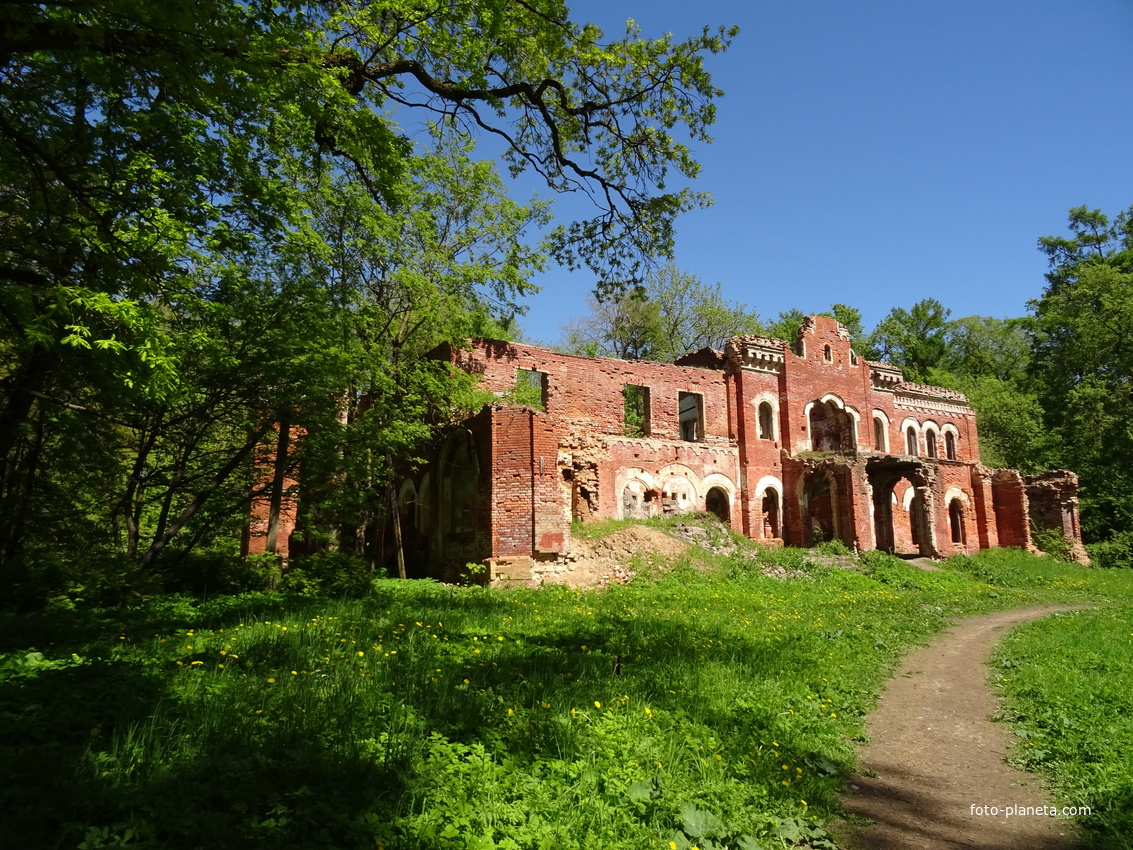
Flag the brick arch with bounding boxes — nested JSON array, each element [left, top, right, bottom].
[[804, 393, 858, 452], [872, 409, 891, 452], [753, 391, 779, 441]]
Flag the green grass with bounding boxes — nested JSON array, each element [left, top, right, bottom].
[[1, 538, 1132, 849], [991, 605, 1133, 849]]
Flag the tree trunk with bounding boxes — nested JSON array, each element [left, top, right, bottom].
[[137, 420, 274, 571]]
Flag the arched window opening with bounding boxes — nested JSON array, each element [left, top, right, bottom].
[[945, 431, 957, 460], [910, 492, 922, 546], [873, 417, 886, 451], [906, 426, 918, 456], [949, 499, 965, 544], [823, 344, 832, 362], [761, 488, 781, 539], [809, 400, 852, 452], [926, 430, 937, 458], [758, 402, 775, 440]]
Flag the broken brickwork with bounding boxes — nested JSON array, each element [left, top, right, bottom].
[[246, 316, 1089, 581]]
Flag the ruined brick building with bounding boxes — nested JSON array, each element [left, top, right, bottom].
[[248, 315, 1087, 581]]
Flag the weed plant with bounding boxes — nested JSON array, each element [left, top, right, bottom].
[[1, 542, 1132, 849]]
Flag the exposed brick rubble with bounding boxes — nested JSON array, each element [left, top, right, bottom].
[[247, 315, 1089, 579]]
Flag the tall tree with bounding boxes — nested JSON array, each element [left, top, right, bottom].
[[1030, 204, 1133, 541], [561, 263, 760, 361], [648, 263, 762, 360], [0, 1, 736, 583], [868, 298, 952, 381], [765, 304, 867, 352]]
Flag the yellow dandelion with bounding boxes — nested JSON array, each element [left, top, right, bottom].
[[267, 677, 276, 683], [594, 701, 601, 708], [358, 651, 364, 657]]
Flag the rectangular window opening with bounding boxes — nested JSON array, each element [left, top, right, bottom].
[[623, 384, 651, 437], [513, 368, 548, 410], [678, 391, 704, 442]]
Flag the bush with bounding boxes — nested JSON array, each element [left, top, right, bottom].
[[1030, 523, 1073, 562], [858, 550, 923, 588], [1086, 530, 1133, 569], [278, 551, 379, 596], [815, 539, 852, 556], [160, 549, 280, 596]]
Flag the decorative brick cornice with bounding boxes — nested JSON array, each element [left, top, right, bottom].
[[724, 335, 788, 374], [893, 382, 973, 416], [867, 361, 903, 393]]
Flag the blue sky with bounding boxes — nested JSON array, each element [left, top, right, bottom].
[[505, 0, 1133, 344]]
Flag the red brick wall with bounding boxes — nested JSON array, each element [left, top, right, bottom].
[[992, 469, 1031, 549], [490, 406, 535, 557], [453, 340, 732, 445]]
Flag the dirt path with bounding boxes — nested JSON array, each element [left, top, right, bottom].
[[835, 606, 1083, 850]]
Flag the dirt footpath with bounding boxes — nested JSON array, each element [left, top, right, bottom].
[[836, 606, 1083, 850]]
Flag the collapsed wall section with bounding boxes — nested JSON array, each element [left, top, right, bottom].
[[1025, 470, 1089, 564]]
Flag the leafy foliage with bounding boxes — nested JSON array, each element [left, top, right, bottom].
[[561, 262, 761, 361], [1029, 205, 1133, 541]]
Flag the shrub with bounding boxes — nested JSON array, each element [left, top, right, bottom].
[[815, 539, 852, 556], [160, 549, 279, 596], [1030, 523, 1073, 562], [278, 551, 379, 596], [1086, 530, 1133, 569]]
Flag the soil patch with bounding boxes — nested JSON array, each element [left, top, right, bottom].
[[835, 606, 1084, 850], [545, 525, 693, 588]]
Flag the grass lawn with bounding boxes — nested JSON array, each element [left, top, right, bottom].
[[2, 525, 1131, 849]]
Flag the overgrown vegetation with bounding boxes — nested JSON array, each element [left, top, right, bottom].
[[3, 530, 1131, 849], [992, 607, 1133, 848]]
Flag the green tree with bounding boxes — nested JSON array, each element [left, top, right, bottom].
[[647, 263, 762, 359], [560, 292, 663, 359], [561, 263, 761, 361], [1030, 205, 1133, 541], [0, 1, 736, 585], [921, 314, 1048, 473], [764, 304, 867, 352], [941, 315, 1032, 383], [868, 299, 952, 381]]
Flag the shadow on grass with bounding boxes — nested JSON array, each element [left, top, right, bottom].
[[0, 583, 882, 848]]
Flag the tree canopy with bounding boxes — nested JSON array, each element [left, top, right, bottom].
[[0, 0, 738, 591], [560, 262, 761, 361]]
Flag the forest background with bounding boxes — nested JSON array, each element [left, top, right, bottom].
[[0, 0, 1130, 609]]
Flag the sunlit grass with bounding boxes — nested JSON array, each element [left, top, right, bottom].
[[2, 540, 1132, 848]]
